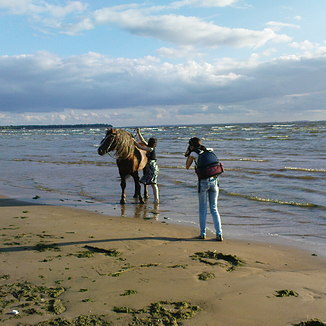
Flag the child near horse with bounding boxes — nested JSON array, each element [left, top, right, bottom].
[[134, 128, 160, 204]]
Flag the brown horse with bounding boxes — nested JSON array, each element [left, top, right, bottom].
[[97, 128, 148, 204]]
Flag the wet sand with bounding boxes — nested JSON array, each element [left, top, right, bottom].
[[0, 195, 325, 326]]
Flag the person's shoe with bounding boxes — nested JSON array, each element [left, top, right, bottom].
[[196, 234, 206, 240], [216, 235, 223, 242]]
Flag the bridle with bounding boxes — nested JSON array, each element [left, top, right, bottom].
[[100, 132, 116, 155]]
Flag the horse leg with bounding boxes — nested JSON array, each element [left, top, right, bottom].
[[120, 175, 127, 204], [132, 172, 144, 204]]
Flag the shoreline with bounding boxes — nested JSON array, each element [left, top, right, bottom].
[[1, 187, 325, 260], [1, 195, 326, 325]]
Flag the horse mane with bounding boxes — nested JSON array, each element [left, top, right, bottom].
[[114, 129, 136, 159]]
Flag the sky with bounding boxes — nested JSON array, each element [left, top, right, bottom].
[[0, 0, 326, 126]]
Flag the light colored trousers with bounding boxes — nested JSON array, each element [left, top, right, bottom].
[[198, 177, 222, 237]]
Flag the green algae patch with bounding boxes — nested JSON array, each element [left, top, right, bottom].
[[275, 289, 299, 297], [109, 263, 160, 277], [113, 300, 201, 325], [84, 245, 121, 257], [71, 250, 94, 258], [18, 314, 111, 326], [48, 299, 66, 314], [120, 289, 137, 296], [198, 272, 215, 281], [34, 243, 60, 252], [191, 250, 244, 271], [167, 264, 188, 269], [0, 281, 65, 317], [293, 319, 326, 326]]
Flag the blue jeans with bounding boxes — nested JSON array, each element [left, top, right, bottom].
[[198, 177, 222, 237]]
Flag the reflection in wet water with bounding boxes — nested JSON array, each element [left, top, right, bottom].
[[120, 203, 160, 220]]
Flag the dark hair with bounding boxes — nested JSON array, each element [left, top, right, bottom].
[[148, 137, 157, 148], [184, 137, 206, 157], [188, 137, 201, 148]]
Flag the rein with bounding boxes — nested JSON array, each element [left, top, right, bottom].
[[101, 133, 116, 155]]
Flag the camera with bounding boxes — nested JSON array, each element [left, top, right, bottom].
[[184, 145, 192, 157]]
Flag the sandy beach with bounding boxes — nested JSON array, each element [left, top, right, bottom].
[[0, 195, 325, 326]]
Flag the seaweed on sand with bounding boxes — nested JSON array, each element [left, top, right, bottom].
[[34, 243, 60, 252], [198, 272, 215, 281], [17, 314, 111, 326], [83, 245, 121, 257], [190, 250, 244, 271], [113, 301, 201, 325], [120, 290, 137, 296], [109, 263, 159, 277], [293, 319, 326, 326], [0, 281, 65, 317], [71, 250, 94, 258], [70, 246, 121, 259], [274, 289, 299, 297]]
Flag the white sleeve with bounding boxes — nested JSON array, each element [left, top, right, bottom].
[[190, 151, 199, 159]]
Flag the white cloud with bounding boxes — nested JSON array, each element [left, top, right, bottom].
[[0, 0, 87, 16], [0, 1, 292, 47], [0, 0, 88, 34], [289, 41, 326, 58], [170, 0, 238, 9], [156, 46, 203, 59], [1, 50, 326, 125], [93, 8, 291, 49], [266, 21, 300, 32]]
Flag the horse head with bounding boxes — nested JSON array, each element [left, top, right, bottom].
[[98, 128, 117, 156]]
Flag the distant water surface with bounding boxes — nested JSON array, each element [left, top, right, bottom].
[[1, 121, 325, 256]]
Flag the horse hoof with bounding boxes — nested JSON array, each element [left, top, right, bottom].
[[120, 199, 126, 205], [139, 198, 145, 204]]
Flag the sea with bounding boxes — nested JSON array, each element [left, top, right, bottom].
[[1, 121, 325, 257]]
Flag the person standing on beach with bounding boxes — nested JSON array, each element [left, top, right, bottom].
[[185, 137, 223, 241], [134, 128, 160, 204]]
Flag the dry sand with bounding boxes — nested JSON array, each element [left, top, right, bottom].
[[0, 195, 325, 326]]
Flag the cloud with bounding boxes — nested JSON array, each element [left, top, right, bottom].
[[288, 40, 326, 59], [0, 1, 291, 47], [156, 46, 204, 59], [1, 51, 326, 124], [0, 0, 87, 17], [0, 0, 88, 34], [266, 21, 300, 32], [93, 8, 290, 48], [0, 51, 242, 113], [170, 0, 238, 9]]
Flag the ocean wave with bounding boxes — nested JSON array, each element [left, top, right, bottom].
[[220, 158, 268, 162], [225, 191, 324, 209], [269, 173, 317, 180], [13, 158, 113, 166], [283, 167, 326, 173], [263, 135, 289, 139], [225, 168, 261, 174], [239, 158, 268, 162]]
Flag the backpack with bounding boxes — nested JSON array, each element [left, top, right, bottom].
[[195, 149, 224, 179]]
